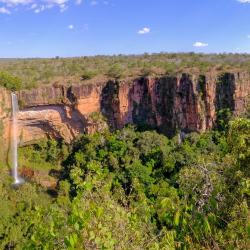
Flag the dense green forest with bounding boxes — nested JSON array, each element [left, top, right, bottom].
[[1, 53, 250, 90], [0, 112, 249, 249]]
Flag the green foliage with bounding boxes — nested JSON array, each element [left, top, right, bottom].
[[18, 139, 69, 170], [80, 69, 97, 80], [88, 112, 107, 123], [0, 172, 52, 249], [0, 117, 249, 249], [106, 63, 124, 79], [216, 108, 232, 132], [1, 53, 250, 89], [228, 118, 250, 169], [140, 66, 159, 77], [0, 71, 22, 91]]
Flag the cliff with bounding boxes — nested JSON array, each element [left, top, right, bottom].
[[0, 71, 249, 161], [0, 87, 11, 165]]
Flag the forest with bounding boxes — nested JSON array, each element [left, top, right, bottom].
[[0, 108, 249, 249]]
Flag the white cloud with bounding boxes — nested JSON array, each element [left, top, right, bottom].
[[75, 0, 81, 4], [0, 0, 71, 13], [193, 42, 208, 47], [0, 6, 10, 13], [68, 24, 74, 29], [34, 4, 53, 13], [247, 34, 250, 39], [138, 27, 150, 35], [30, 3, 37, 8], [238, 0, 250, 3], [0, 0, 33, 6]]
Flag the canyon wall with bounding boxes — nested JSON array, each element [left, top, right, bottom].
[[0, 71, 249, 161], [0, 87, 11, 164]]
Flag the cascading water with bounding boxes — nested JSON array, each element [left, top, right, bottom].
[[11, 93, 24, 185]]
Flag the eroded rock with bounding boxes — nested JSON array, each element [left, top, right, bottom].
[[1, 72, 249, 150]]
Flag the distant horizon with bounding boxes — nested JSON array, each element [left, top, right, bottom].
[[1, 51, 250, 60]]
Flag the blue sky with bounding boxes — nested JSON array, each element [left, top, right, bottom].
[[1, 0, 250, 57]]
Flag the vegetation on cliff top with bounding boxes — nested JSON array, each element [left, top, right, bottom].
[[0, 113, 249, 249], [1, 53, 250, 90], [0, 71, 22, 91]]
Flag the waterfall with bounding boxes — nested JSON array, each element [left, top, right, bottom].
[[178, 130, 186, 144], [11, 93, 24, 185]]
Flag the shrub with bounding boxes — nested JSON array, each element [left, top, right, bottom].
[[0, 71, 22, 91], [80, 69, 97, 80], [106, 64, 123, 79]]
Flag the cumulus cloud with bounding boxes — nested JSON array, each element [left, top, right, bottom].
[[138, 27, 150, 35], [0, 0, 33, 6], [0, 0, 81, 13], [193, 42, 208, 47], [238, 0, 250, 3], [0, 6, 10, 14]]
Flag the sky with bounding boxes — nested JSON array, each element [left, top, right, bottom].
[[1, 0, 250, 57]]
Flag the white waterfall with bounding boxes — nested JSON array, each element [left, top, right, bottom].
[[11, 93, 24, 185]]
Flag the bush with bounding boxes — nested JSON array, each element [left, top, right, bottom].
[[106, 64, 123, 79], [80, 69, 97, 80], [0, 71, 22, 91], [140, 67, 156, 77]]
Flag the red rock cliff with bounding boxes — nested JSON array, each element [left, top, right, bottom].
[[0, 87, 11, 164], [1, 71, 249, 153]]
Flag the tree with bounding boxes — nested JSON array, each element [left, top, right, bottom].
[[0, 71, 22, 91]]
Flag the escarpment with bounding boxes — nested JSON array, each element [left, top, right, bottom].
[[0, 71, 249, 159], [0, 88, 11, 163]]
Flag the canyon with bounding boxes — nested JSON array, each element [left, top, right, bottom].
[[0, 71, 249, 163]]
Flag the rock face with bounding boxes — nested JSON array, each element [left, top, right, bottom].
[[101, 72, 249, 135], [17, 83, 108, 145], [0, 71, 249, 154], [0, 87, 11, 164]]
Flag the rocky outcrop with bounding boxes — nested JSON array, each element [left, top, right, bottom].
[[18, 105, 85, 144], [16, 83, 108, 145], [1, 71, 249, 152]]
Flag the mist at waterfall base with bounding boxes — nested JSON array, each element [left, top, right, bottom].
[[11, 93, 24, 186]]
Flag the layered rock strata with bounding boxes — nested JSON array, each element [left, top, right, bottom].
[[0, 72, 249, 152]]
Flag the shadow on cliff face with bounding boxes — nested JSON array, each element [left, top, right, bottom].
[[100, 76, 201, 137], [154, 76, 177, 136], [215, 73, 236, 111], [100, 80, 120, 130], [99, 73, 237, 138], [19, 105, 87, 145], [129, 77, 157, 131], [127, 75, 202, 136], [176, 74, 200, 133], [100, 78, 158, 132], [196, 75, 212, 130], [215, 73, 236, 129], [67, 86, 78, 104]]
